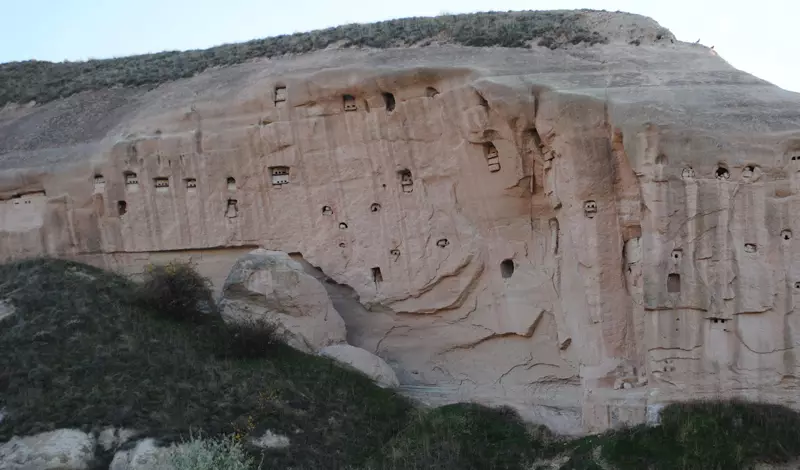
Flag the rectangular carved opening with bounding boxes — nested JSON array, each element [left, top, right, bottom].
[[154, 177, 169, 191], [343, 94, 357, 112], [382, 92, 395, 112], [667, 273, 681, 293], [124, 172, 139, 186], [225, 199, 238, 218], [371, 267, 383, 283], [274, 86, 287, 103], [270, 166, 289, 186]]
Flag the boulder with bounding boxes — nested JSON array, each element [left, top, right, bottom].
[[98, 428, 139, 452], [219, 249, 347, 353], [248, 430, 290, 449], [0, 429, 96, 470], [109, 439, 168, 470], [319, 344, 400, 388]]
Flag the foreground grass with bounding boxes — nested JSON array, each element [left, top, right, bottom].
[[0, 258, 409, 469], [3, 258, 800, 469], [0, 10, 607, 107]]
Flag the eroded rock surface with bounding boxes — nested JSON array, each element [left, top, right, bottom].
[[2, 10, 800, 434], [219, 249, 347, 352], [320, 344, 400, 388], [0, 429, 96, 470]]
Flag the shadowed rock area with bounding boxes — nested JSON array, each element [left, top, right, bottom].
[[2, 9, 800, 436]]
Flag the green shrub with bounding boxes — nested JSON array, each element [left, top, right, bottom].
[[367, 403, 547, 470], [160, 433, 255, 470], [138, 260, 217, 324], [221, 318, 282, 360], [0, 11, 609, 107], [557, 399, 800, 470]]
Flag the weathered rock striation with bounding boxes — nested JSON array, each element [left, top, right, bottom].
[[2, 10, 800, 434]]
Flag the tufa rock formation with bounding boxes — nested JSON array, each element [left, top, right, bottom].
[[2, 10, 800, 434], [219, 249, 347, 352]]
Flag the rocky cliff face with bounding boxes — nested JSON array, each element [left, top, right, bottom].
[[2, 10, 800, 435]]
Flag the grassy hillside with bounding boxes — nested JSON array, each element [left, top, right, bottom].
[[0, 11, 607, 108], [2, 258, 800, 469]]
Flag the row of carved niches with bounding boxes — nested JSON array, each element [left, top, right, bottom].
[[273, 85, 440, 111], [679, 165, 760, 181]]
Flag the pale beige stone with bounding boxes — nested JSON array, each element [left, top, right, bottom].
[[2, 10, 800, 434], [319, 344, 400, 388], [109, 439, 168, 470], [248, 430, 290, 449], [219, 249, 346, 353], [0, 429, 96, 470]]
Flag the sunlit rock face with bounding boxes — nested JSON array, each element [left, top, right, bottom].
[[2, 10, 800, 435]]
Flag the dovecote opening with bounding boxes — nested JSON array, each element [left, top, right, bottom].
[[274, 86, 287, 104], [667, 273, 681, 293], [709, 317, 730, 324], [343, 95, 357, 112], [322, 205, 333, 216], [93, 174, 105, 193], [390, 249, 400, 260], [782, 229, 793, 241], [744, 243, 757, 253], [225, 199, 238, 218], [117, 201, 127, 216], [715, 166, 730, 180], [371, 267, 383, 283], [398, 169, 413, 193], [436, 238, 450, 248], [227, 177, 236, 191], [270, 166, 289, 186], [485, 143, 500, 172], [681, 167, 695, 179], [671, 249, 683, 262], [185, 178, 197, 190], [339, 222, 348, 230], [584, 200, 597, 218], [339, 242, 347, 248], [501, 259, 514, 278], [370, 203, 381, 213], [154, 177, 170, 191], [795, 281, 800, 290], [743, 165, 755, 179], [425, 87, 439, 98], [382, 92, 395, 112], [124, 171, 139, 187]]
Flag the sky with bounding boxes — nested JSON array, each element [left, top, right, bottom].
[[1, 0, 797, 92]]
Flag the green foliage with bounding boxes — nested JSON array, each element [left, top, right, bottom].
[[160, 433, 255, 470], [557, 400, 800, 470], [366, 403, 552, 470], [0, 11, 608, 107], [0, 257, 410, 469], [138, 260, 217, 324], [220, 318, 282, 360]]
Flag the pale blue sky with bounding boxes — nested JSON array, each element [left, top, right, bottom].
[[1, 0, 797, 92]]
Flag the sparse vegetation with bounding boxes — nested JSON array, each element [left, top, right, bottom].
[[160, 433, 255, 470], [0, 258, 410, 469], [3, 258, 800, 469], [0, 11, 608, 107]]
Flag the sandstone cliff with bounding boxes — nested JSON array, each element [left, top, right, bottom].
[[2, 10, 800, 434]]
